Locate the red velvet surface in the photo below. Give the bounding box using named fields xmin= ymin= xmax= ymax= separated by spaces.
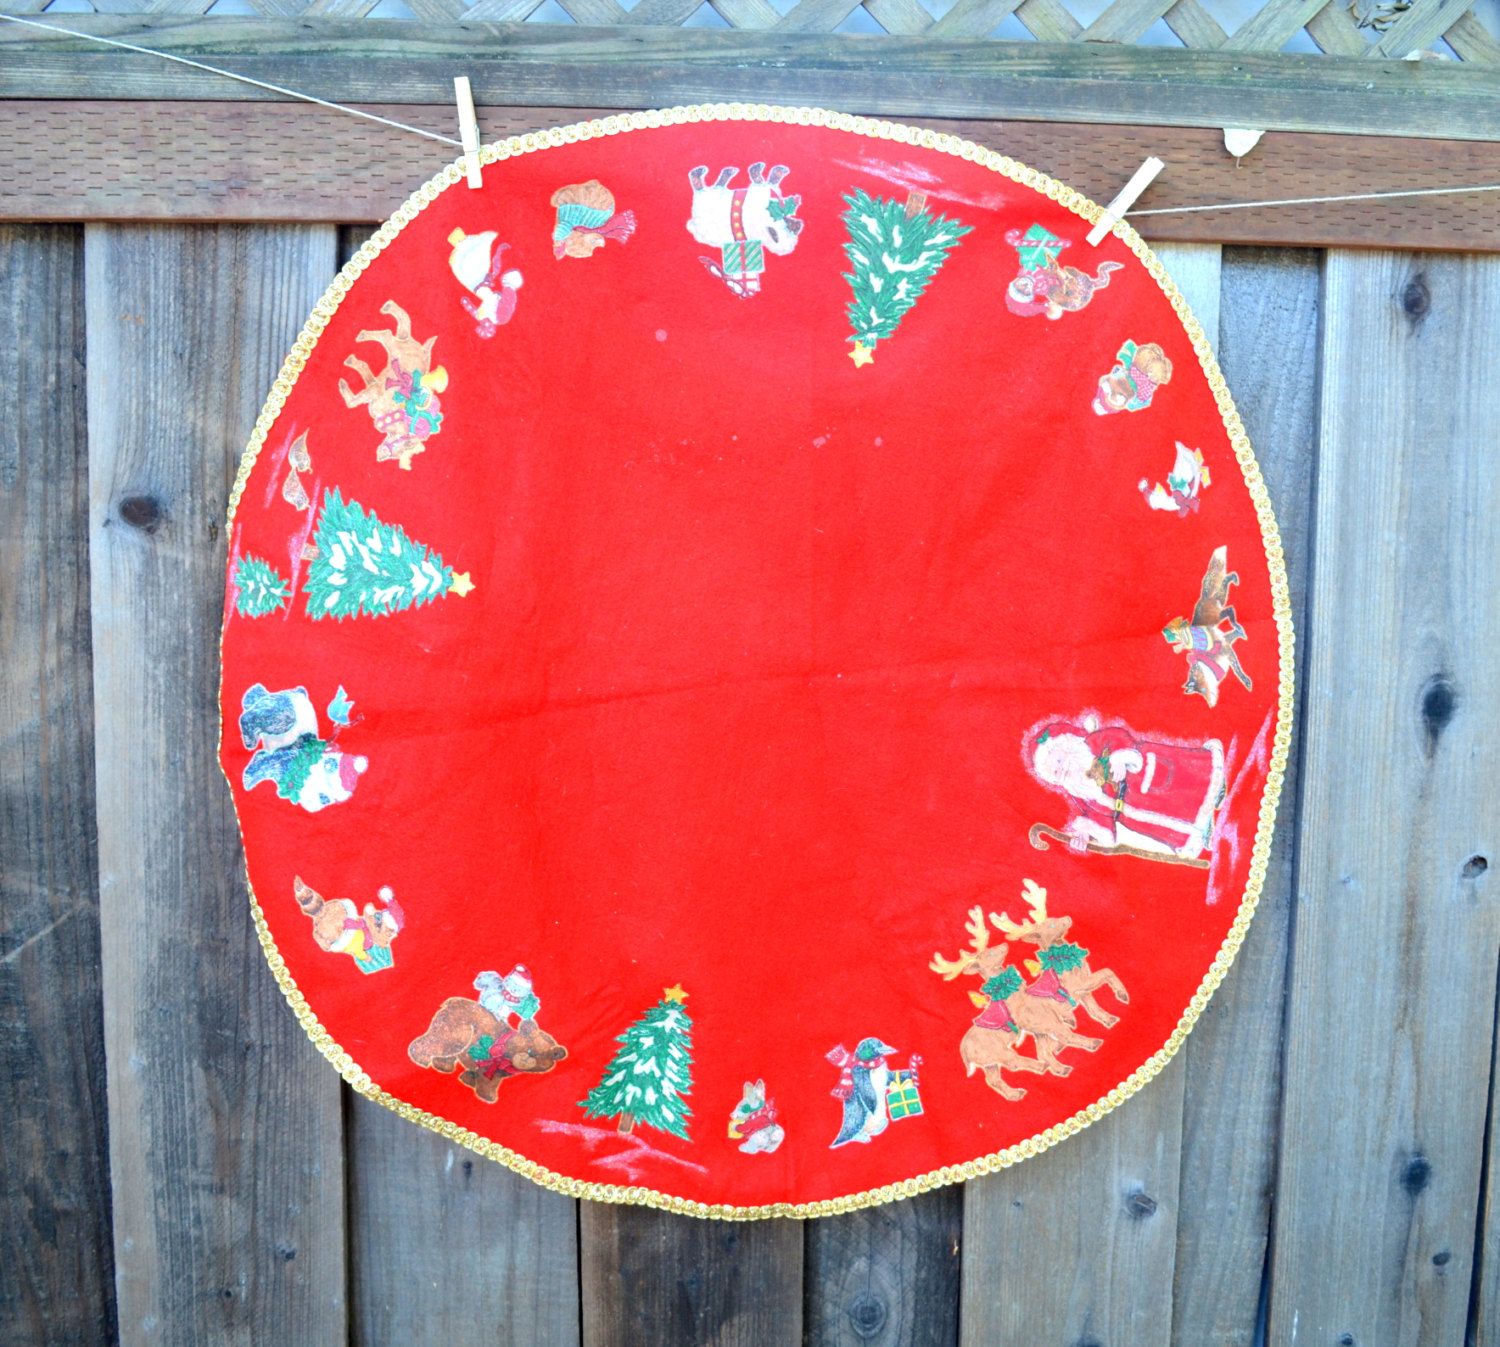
xmin=220 ymin=118 xmax=1284 ymax=1210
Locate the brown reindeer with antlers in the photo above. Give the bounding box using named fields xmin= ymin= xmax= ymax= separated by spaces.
xmin=338 ymin=300 xmax=449 ymax=470
xmin=994 ymin=879 xmax=1130 ymax=1030
xmin=931 ymin=907 xmax=1103 ymax=1100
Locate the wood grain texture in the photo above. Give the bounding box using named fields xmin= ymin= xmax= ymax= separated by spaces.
xmin=86 ymin=222 xmax=348 ymax=1347
xmin=926 ymin=0 xmax=1024 ymax=40
xmin=1368 ymin=0 xmax=1475 ymax=57
xmin=803 ymin=1192 xmax=962 ymax=1346
xmin=0 ymin=224 xmax=116 ymax=1347
xmin=1168 ymin=247 xmax=1321 ymax=1347
xmin=580 ymin=1203 xmax=804 ymax=1345
xmin=6 ymin=103 xmax=1500 ymax=254
xmin=774 ymin=0 xmax=868 ymax=34
xmin=1077 ymin=0 xmax=1177 ymax=46
xmin=1475 ymin=1020 xmax=1500 ymax=1345
xmin=346 ymin=1093 xmax=581 ymax=1346
xmin=862 ymin=0 xmax=942 ymax=37
xmin=958 ymin=240 xmax=1219 ymax=1347
xmin=1220 ymin=0 xmax=1328 ymax=51
xmin=1267 ymin=249 xmax=1500 ymax=1346
xmin=1303 ymin=0 xmax=1370 ymax=57
xmin=1161 ymin=0 xmax=1228 ymax=50
xmin=2 ymin=18 xmax=1500 ymax=140
xmin=1017 ymin=0 xmax=1085 ymax=42
xmin=959 ymin=1062 xmax=1187 ymax=1346
xmin=1443 ymin=10 xmax=1500 ymax=65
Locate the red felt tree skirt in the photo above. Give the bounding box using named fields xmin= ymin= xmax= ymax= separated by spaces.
xmin=219 ymin=107 xmax=1291 ymax=1218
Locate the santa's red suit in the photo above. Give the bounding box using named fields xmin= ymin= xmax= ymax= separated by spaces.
xmin=1029 ymin=719 xmax=1225 ymax=859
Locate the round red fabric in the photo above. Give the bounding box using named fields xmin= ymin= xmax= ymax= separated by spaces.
xmin=220 ymin=110 xmax=1290 ymax=1217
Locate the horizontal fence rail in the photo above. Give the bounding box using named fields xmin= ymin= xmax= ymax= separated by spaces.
xmin=3 ymin=101 xmax=1500 ymax=250
xmin=4 ymin=16 xmax=1500 ymax=141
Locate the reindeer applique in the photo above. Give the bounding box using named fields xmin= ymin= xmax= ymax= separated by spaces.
xmin=993 ymin=880 xmax=1129 ymax=1030
xmin=931 ymin=906 xmax=1102 ymax=1101
xmin=1163 ymin=545 xmax=1252 ymax=708
xmin=338 ymin=301 xmax=449 ymax=470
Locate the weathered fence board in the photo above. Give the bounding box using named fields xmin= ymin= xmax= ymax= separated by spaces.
xmin=580 ymin=1204 xmax=804 ymax=1344
xmin=0 ymin=224 xmax=116 ymax=1347
xmin=8 ymin=102 xmax=1500 ymax=254
xmin=960 ymin=1064 xmax=1188 ymax=1346
xmin=347 ymin=1093 xmax=582 ymax=1345
xmin=959 ymin=242 xmax=1219 ymax=1347
xmin=4 ymin=18 xmax=1500 ymax=141
xmin=1168 ymin=246 xmax=1322 ymax=1347
xmin=1477 ymin=1025 xmax=1500 ymax=1345
xmin=803 ymin=1192 xmax=963 ymax=1345
xmin=86 ymin=223 xmax=349 ymax=1347
xmin=1268 ymin=249 xmax=1500 ymax=1345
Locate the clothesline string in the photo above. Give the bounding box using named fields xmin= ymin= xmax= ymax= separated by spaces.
xmin=7 ymin=9 xmax=1500 ymax=218
xmin=0 ymin=12 xmax=462 ymax=146
xmin=1130 ymin=181 xmax=1500 ymax=215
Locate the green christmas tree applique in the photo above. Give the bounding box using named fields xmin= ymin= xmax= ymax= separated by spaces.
xmin=842 ymin=188 xmax=971 ymax=366
xmin=304 ymin=487 xmax=474 ymax=621
xmin=233 ymin=554 xmax=291 ymax=618
xmin=580 ymin=986 xmax=694 ymax=1138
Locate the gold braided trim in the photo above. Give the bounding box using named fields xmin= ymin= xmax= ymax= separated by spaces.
xmin=219 ymin=102 xmax=1295 ymax=1221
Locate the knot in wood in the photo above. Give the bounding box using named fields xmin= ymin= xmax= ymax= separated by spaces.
xmin=847 ymin=1293 xmax=887 ymax=1338
xmin=1401 ymin=274 xmax=1430 ymax=320
xmin=118 ymin=494 xmax=163 ymax=533
xmin=1420 ymin=674 xmax=1457 ymax=755
xmin=1401 ymin=1153 xmax=1432 ymax=1195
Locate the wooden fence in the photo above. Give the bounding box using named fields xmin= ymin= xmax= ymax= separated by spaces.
xmin=2 ymin=58 xmax=1499 ymax=1347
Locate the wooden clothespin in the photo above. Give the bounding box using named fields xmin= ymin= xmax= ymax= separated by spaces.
xmin=1087 ymin=156 xmax=1165 ymax=246
xmin=454 ymin=75 xmax=482 ymax=189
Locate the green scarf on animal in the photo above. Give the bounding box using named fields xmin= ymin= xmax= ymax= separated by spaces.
xmin=554 ymin=202 xmax=611 ymax=242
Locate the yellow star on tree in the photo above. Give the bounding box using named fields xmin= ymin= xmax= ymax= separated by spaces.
xmin=448 ymin=571 xmax=475 ymax=597
xmin=848 ymin=342 xmax=875 ymax=368
xmin=663 ymin=984 xmax=688 ymax=1004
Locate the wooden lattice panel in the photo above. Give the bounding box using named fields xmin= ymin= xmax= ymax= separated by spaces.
xmin=6 ymin=0 xmax=1499 ymax=59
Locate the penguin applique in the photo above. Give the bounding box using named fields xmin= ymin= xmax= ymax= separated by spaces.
xmin=827 ymin=1038 xmax=897 ymax=1148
